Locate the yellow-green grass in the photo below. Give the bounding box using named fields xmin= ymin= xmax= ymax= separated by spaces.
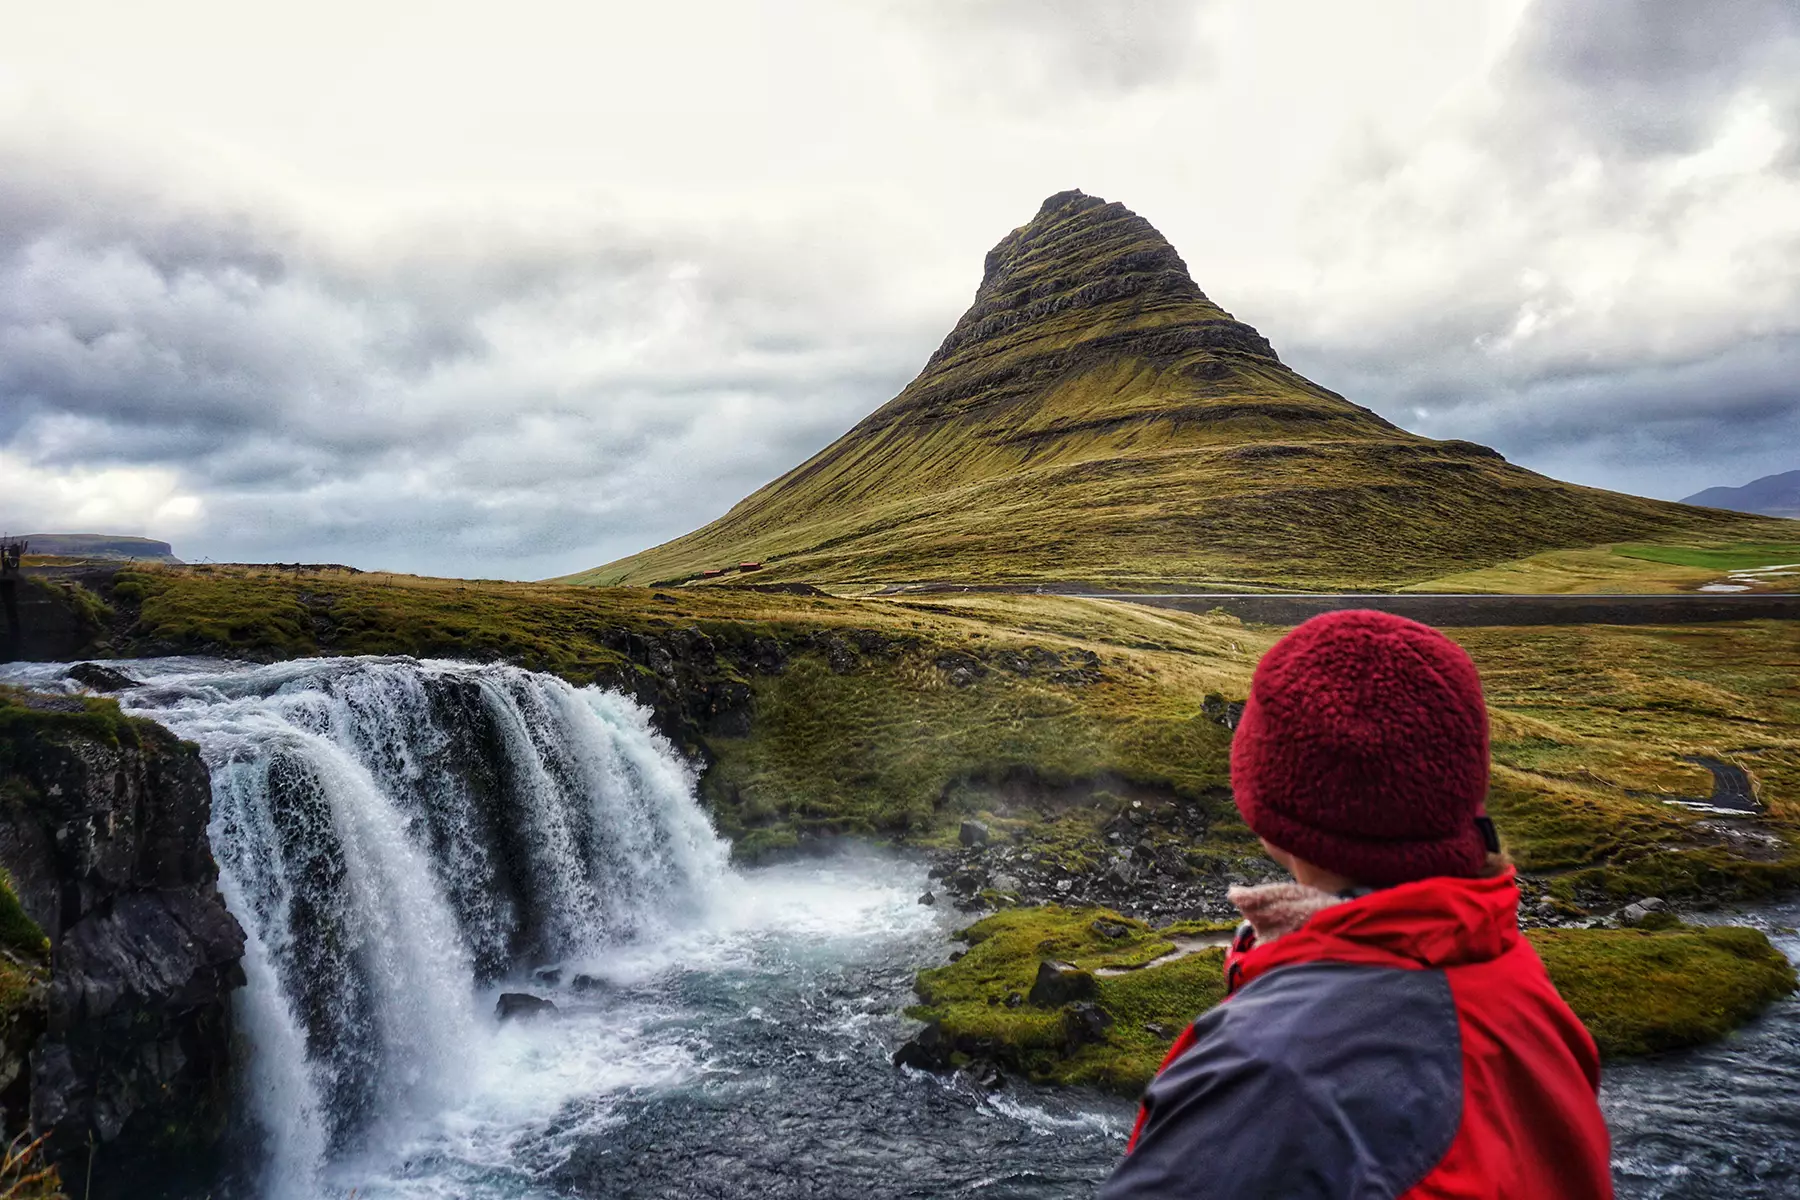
xmin=1450 ymin=623 xmax=1800 ymax=902
xmin=1614 ymin=543 xmax=1800 ymax=573
xmin=911 ymin=906 xmax=1795 ymax=1092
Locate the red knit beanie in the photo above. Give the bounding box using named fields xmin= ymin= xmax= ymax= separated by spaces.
xmin=1230 ymin=610 xmax=1492 ymax=886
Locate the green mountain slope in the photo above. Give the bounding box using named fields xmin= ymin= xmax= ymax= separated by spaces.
xmin=570 ymin=190 xmax=1766 ymax=590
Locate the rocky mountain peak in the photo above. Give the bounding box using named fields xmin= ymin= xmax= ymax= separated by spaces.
xmin=926 ymin=189 xmax=1275 ymax=371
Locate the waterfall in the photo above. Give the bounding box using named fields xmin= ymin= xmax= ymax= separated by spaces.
xmin=118 ymin=656 xmax=730 ymax=1196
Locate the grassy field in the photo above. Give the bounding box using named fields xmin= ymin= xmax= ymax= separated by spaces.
xmin=1408 ymin=540 xmax=1800 ymax=594
xmin=1614 ymin=543 xmax=1800 ymax=572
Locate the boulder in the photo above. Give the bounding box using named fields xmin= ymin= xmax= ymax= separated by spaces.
xmin=1618 ymin=898 xmax=1669 ymax=928
xmin=1091 ymin=918 xmax=1132 ymax=940
xmin=918 ymin=891 xmax=937 ymax=907
xmin=496 ymin=992 xmax=557 ymax=1021
xmin=959 ymin=820 xmax=991 ymax=847
xmin=892 ymin=1021 xmax=950 ymax=1071
xmin=1063 ymin=1001 xmax=1114 ymax=1051
xmin=64 ymin=663 xmax=143 ymax=692
xmin=1028 ymin=960 xmax=1099 ymax=1007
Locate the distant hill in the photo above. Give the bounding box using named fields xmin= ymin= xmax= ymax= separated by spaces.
xmin=569 ymin=190 xmax=1767 ymax=591
xmin=16 ymin=533 xmax=181 ymax=562
xmin=1682 ymin=470 xmax=1800 ymax=519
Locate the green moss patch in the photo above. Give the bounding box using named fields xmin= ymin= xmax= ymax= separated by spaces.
xmin=1531 ymin=925 xmax=1796 ymax=1057
xmin=909 ymin=905 xmax=1226 ymax=1092
xmin=0 ymin=687 xmax=142 ymax=752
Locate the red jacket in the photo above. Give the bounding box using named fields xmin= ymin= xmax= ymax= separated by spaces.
xmin=1106 ymin=871 xmax=1613 ymax=1199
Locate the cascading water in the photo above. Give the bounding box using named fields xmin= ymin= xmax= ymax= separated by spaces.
xmin=104 ymin=657 xmax=730 ymax=1197
xmin=4 ymin=655 xmax=1795 ymax=1199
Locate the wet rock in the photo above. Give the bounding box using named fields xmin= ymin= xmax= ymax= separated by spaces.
xmin=959 ymin=820 xmax=990 ymax=848
xmin=918 ymin=892 xmax=936 ymax=907
xmin=892 ymin=1021 xmax=950 ymax=1071
xmin=0 ymin=703 xmax=246 ymax=1191
xmin=1618 ymin=898 xmax=1668 ymax=928
xmin=1091 ymin=918 xmax=1132 ymax=940
xmin=532 ymin=967 xmax=563 ymax=985
xmin=496 ymin=993 xmax=557 ymax=1021
xmin=1028 ymin=960 xmax=1099 ymax=1007
xmin=958 ymin=1061 xmax=1004 ymax=1091
xmin=570 ymin=974 xmax=609 ymax=993
xmin=64 ymin=662 xmax=143 ymax=692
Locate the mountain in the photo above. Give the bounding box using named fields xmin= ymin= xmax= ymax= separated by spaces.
xmin=15 ymin=533 xmax=180 ymax=562
xmin=571 ymin=191 xmax=1761 ymax=590
xmin=1682 ymin=470 xmax=1800 ymax=519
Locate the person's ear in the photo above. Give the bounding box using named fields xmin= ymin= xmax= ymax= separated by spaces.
xmin=1259 ymin=837 xmax=1294 ymax=871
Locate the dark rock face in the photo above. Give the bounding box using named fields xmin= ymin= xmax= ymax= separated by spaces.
xmin=923 ymin=189 xmax=1280 ymax=382
xmin=0 ymin=706 xmax=246 ymax=1195
xmin=495 ymin=993 xmax=557 ymax=1021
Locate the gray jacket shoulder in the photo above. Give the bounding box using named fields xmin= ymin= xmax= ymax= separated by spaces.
xmin=1101 ymin=962 xmax=1463 ymax=1200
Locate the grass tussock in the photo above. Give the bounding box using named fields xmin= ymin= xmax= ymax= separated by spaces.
xmin=0 ymin=1134 xmax=66 ymax=1200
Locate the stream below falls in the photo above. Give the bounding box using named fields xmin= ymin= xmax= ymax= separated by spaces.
xmin=3 ymin=656 xmax=1796 ymax=1199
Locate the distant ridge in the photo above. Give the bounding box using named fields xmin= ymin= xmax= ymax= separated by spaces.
xmin=570 ymin=191 xmax=1767 ymax=590
xmin=1682 ymin=470 xmax=1800 ymax=519
xmin=16 ymin=533 xmax=181 ymax=562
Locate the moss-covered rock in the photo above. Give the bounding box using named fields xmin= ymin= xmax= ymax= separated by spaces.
xmin=1530 ymin=925 xmax=1797 ymax=1057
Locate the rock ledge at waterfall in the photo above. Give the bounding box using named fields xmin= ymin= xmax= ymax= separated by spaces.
xmin=0 ymin=689 xmax=245 ymax=1196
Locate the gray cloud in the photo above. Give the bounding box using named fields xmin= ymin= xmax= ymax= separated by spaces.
xmin=0 ymin=155 xmax=931 ymax=576
xmin=1507 ymin=0 xmax=1800 ymax=157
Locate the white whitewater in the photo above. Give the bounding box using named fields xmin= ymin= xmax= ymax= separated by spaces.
xmin=99 ymin=657 xmax=730 ymax=1198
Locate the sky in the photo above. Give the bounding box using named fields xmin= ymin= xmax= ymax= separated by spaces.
xmin=1 ymin=0 xmax=1797 ymax=579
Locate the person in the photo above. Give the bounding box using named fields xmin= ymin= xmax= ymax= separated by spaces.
xmin=1102 ymin=609 xmax=1613 ymax=1199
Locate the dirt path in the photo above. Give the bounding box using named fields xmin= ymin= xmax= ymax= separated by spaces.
xmin=1094 ymin=931 xmax=1234 ymax=978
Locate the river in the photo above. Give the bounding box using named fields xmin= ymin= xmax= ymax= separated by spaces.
xmin=2 ymin=657 xmax=1795 ymax=1199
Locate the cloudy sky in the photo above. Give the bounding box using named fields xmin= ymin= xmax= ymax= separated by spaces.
xmin=2 ymin=0 xmax=1797 ymax=578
